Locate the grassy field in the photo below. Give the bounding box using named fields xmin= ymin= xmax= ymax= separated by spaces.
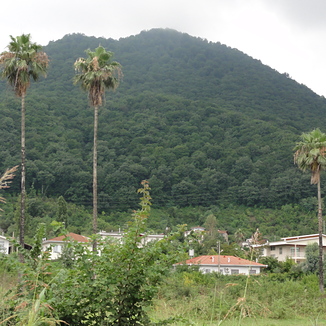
xmin=2 ymin=266 xmax=326 ymax=326
xmin=148 ymin=271 xmax=326 ymax=326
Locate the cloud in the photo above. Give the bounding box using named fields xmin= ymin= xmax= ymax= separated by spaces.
xmin=1 ymin=0 xmax=326 ymax=96
xmin=264 ymin=0 xmax=326 ymax=31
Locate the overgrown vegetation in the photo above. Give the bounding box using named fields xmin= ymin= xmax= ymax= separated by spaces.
xmin=0 ymin=182 xmax=186 ymax=325
xmin=151 ymin=270 xmax=326 ymax=324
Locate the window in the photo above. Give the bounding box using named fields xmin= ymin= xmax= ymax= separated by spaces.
xmin=205 ymin=269 xmax=211 ymax=274
xmin=53 ymin=245 xmax=62 ymax=253
xmin=270 ymin=246 xmax=276 ymax=251
xmin=231 ymin=269 xmax=239 ymax=275
xmin=279 ymin=247 xmax=282 ymax=255
xmin=249 ymin=269 xmax=257 ymax=275
xmin=290 ymin=247 xmax=300 ymax=255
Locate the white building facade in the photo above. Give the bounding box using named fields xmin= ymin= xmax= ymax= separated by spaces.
xmin=179 ymin=255 xmax=267 ymax=275
xmin=0 ymin=235 xmax=10 ymax=254
xmin=255 ymin=234 xmax=326 ymax=262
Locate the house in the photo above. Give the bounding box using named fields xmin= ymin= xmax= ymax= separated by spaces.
xmin=42 ymin=232 xmax=90 ymax=260
xmin=178 ymin=255 xmax=267 ymax=275
xmin=184 ymin=226 xmax=206 ymax=237
xmin=218 ymin=230 xmax=229 ymax=243
xmin=98 ymin=231 xmax=165 ymax=247
xmin=253 ymin=234 xmax=326 ymax=262
xmin=0 ymin=235 xmax=10 ymax=254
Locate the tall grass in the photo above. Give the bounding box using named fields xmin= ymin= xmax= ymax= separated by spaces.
xmin=151 ymin=271 xmax=326 ymax=325
xmin=1 ymin=258 xmax=326 ymax=325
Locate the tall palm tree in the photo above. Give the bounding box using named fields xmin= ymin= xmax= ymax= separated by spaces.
xmin=0 ymin=34 xmax=49 ymax=250
xmin=74 ymin=46 xmax=121 ymax=250
xmin=294 ymin=128 xmax=326 ymax=292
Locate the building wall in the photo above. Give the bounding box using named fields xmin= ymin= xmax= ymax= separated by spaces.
xmin=0 ymin=236 xmax=10 ymax=254
xmin=42 ymin=242 xmax=92 ymax=260
xmin=261 ymin=238 xmax=326 ymax=262
xmin=198 ymin=265 xmax=262 ymax=275
xmin=42 ymin=243 xmax=62 ymax=260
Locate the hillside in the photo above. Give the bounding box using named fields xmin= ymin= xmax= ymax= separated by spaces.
xmin=0 ymin=28 xmax=325 ymax=222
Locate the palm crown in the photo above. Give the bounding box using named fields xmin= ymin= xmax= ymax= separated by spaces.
xmin=74 ymin=46 xmax=122 ymax=107
xmin=0 ymin=34 xmax=49 ymax=97
xmin=294 ymin=128 xmax=326 ymax=184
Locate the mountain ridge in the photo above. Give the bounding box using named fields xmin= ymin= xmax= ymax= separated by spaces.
xmin=0 ymin=28 xmax=324 ymax=215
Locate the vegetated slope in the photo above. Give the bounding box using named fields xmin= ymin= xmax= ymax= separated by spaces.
xmin=0 ymin=28 xmax=325 ymax=214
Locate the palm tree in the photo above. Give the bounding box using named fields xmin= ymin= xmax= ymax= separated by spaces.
xmin=74 ymin=46 xmax=121 ymax=250
xmin=0 ymin=34 xmax=49 ymax=250
xmin=294 ymin=128 xmax=326 ymax=292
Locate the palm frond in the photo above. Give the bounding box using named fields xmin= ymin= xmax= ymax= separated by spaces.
xmin=0 ymin=35 xmax=49 ymax=97
xmin=294 ymin=129 xmax=326 ymax=184
xmin=74 ymin=46 xmax=122 ymax=107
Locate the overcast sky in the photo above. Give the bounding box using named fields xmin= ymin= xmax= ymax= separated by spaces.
xmin=2 ymin=0 xmax=326 ymax=96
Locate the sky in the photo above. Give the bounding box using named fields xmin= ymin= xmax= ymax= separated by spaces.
xmin=1 ymin=0 xmax=326 ymax=96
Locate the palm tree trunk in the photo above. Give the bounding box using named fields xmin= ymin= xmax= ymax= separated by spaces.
xmin=92 ymin=105 xmax=98 ymax=252
xmin=20 ymin=92 xmax=26 ymax=261
xmin=317 ymin=180 xmax=324 ymax=292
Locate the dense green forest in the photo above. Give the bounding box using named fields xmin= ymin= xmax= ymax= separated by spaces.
xmin=0 ymin=28 xmax=325 ymax=240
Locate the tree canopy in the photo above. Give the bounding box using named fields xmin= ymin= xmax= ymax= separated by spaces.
xmin=1 ymin=29 xmax=326 ymax=239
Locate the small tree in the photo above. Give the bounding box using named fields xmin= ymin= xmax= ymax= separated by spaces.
xmin=46 ymin=181 xmax=185 ymax=326
xmin=301 ymin=243 xmax=320 ymax=274
xmin=57 ymin=196 xmax=68 ymax=226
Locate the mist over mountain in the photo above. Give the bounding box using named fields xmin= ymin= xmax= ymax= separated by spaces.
xmin=0 ymin=28 xmax=325 ymax=215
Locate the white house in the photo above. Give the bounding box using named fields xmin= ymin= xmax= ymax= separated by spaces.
xmin=98 ymin=231 xmax=165 ymax=247
xmin=254 ymin=234 xmax=326 ymax=262
xmin=0 ymin=235 xmax=10 ymax=254
xmin=184 ymin=226 xmax=206 ymax=237
xmin=42 ymin=232 xmax=90 ymax=260
xmin=178 ymin=255 xmax=267 ymax=275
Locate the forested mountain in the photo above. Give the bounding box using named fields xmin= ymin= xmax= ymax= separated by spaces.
xmin=0 ymin=28 xmax=325 ymax=237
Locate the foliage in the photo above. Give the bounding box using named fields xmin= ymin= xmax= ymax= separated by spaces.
xmin=0 ymin=223 xmax=61 ymax=325
xmin=74 ymin=46 xmax=122 ymax=107
xmin=0 ymin=34 xmax=49 ymax=97
xmin=1 ymin=29 xmax=326 ymax=215
xmin=153 ymin=271 xmax=325 ymax=323
xmin=299 ymin=242 xmax=326 ymax=276
xmin=1 ymin=182 xmax=185 ymax=326
xmin=294 ymin=128 xmax=326 ymax=185
xmin=1 ymin=29 xmax=326 ymax=241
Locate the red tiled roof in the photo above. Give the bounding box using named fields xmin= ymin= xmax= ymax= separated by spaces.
xmin=183 ymin=255 xmax=266 ymax=267
xmin=47 ymin=232 xmax=89 ymax=243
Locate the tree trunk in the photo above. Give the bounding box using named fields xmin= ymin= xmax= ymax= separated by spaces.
xmin=317 ymin=180 xmax=324 ymax=292
xmin=20 ymin=92 xmax=26 ymax=262
xmin=92 ymin=105 xmax=98 ymax=252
